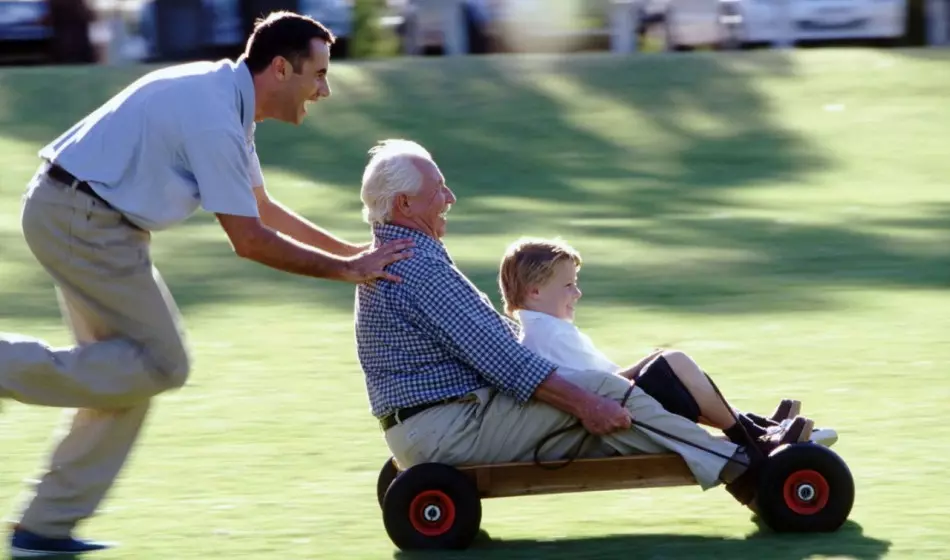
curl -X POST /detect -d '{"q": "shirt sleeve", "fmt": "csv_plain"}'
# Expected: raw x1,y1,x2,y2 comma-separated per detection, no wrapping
182,128,260,217
407,262,557,403
247,134,265,188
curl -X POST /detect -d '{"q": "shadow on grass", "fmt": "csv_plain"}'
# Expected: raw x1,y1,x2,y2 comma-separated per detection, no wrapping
394,520,890,560
0,51,946,321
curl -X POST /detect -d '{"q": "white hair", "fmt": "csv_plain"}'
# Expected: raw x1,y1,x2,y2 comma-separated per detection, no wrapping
360,139,434,225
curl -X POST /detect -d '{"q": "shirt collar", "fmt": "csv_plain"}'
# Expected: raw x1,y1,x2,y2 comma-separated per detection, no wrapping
234,57,256,136
372,223,452,264
516,309,568,327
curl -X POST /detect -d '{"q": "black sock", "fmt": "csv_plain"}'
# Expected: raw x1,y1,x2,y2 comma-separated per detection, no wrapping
724,414,768,445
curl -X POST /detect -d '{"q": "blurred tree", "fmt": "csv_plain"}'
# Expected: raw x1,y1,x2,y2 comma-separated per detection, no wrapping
350,0,398,58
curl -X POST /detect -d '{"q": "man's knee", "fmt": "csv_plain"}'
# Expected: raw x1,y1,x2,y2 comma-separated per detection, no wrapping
150,338,191,390
559,367,632,399
163,349,191,390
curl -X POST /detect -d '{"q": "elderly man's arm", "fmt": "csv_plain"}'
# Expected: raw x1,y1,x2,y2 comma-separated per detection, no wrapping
409,266,631,434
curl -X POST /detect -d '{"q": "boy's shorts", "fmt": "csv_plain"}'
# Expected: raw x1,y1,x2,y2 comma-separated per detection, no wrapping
632,356,702,422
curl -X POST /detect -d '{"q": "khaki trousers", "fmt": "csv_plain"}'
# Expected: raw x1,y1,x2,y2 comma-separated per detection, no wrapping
384,369,739,490
0,170,190,537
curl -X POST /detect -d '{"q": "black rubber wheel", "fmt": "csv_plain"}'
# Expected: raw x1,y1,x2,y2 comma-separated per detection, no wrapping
755,443,855,532
382,463,482,550
377,457,400,509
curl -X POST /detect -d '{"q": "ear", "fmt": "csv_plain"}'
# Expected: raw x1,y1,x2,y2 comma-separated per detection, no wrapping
273,56,291,82
393,192,413,217
525,285,541,299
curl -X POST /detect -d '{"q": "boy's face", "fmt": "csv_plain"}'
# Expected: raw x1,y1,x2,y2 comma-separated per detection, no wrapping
527,259,582,322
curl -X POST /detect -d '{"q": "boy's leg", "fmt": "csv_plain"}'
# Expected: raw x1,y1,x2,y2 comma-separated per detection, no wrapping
638,351,812,450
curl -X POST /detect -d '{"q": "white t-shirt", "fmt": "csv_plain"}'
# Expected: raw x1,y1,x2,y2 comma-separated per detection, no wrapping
516,310,621,376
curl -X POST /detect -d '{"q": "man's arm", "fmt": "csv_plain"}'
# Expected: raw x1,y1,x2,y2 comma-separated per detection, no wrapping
253,185,369,258
216,213,410,283
183,129,412,283
533,371,632,435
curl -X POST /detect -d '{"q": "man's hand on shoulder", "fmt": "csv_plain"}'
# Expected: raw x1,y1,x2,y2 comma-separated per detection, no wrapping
341,239,415,284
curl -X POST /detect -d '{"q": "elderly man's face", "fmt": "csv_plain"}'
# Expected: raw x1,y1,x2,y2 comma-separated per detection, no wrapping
397,157,456,239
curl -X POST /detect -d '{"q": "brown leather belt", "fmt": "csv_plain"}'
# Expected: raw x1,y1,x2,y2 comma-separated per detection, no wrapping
45,162,112,208
379,395,473,430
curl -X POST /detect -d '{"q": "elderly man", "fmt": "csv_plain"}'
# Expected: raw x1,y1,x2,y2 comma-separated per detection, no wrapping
353,139,812,509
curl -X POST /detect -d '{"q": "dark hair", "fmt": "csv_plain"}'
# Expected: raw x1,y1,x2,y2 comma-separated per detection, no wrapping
243,11,336,75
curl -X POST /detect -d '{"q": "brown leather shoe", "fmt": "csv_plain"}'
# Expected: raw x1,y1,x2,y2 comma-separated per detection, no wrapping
757,416,814,456
769,399,802,423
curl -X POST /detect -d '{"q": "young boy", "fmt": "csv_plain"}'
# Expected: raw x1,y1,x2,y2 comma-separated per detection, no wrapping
498,237,838,448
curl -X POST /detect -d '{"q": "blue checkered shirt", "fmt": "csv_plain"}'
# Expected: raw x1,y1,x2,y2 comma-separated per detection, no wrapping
355,224,557,418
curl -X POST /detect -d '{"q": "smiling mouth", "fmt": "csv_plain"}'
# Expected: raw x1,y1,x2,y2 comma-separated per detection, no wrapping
439,206,451,219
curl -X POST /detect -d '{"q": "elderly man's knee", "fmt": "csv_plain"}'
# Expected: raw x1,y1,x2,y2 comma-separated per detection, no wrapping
559,368,633,399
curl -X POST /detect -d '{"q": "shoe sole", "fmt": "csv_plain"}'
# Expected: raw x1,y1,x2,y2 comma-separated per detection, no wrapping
787,400,802,420
791,417,815,443
11,546,110,558
11,547,73,558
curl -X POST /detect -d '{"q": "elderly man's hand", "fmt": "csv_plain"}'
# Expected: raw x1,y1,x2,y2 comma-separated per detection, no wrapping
343,238,415,283
578,394,632,436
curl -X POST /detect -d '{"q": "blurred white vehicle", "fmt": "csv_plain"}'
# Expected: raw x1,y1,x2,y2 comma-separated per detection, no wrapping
660,0,907,49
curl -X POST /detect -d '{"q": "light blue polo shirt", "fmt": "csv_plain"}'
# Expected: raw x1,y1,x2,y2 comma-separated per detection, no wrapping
38,57,265,231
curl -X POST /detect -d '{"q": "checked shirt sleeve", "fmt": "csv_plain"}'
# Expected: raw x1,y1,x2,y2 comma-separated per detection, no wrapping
407,262,556,403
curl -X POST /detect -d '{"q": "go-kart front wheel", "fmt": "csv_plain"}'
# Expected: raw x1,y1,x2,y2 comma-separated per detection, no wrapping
755,443,854,533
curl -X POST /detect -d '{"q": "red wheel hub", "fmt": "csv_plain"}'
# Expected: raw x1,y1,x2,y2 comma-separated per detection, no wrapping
409,490,456,536
783,469,830,515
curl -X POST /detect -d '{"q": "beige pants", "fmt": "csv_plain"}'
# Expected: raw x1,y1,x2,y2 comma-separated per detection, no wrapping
0,170,191,537
384,368,739,490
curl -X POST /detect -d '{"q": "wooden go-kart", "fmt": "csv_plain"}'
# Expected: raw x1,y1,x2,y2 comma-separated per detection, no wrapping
376,441,855,551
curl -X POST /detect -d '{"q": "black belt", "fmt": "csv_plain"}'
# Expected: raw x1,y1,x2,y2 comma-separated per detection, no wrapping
379,395,472,430
44,163,112,208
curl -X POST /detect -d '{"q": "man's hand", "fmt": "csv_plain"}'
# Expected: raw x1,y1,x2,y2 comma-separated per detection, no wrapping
341,239,415,283
576,394,632,435
533,370,633,436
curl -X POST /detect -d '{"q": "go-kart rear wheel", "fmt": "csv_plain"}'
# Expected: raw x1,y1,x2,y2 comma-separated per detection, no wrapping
755,443,854,532
382,462,482,550
377,456,400,509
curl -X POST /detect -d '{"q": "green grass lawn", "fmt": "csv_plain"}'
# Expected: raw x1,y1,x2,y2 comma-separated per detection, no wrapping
1,47,949,559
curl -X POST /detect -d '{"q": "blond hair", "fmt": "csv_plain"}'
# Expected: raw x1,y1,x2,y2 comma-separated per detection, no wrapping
498,237,582,317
